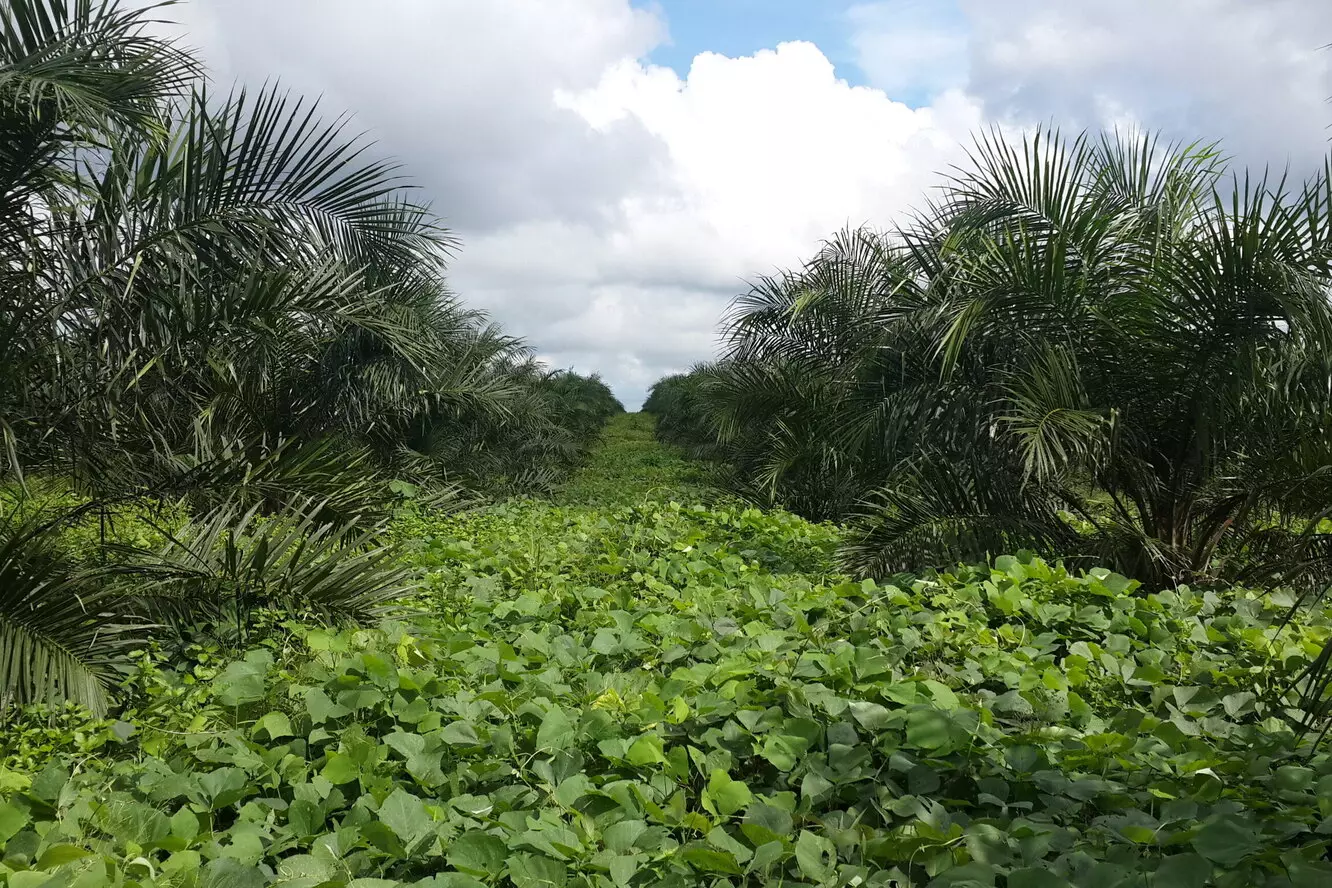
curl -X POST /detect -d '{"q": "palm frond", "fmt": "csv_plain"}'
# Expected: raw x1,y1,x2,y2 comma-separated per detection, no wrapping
0,506,147,715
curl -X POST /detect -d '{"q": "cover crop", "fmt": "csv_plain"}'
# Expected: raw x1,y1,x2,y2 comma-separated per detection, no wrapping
2,416,1331,887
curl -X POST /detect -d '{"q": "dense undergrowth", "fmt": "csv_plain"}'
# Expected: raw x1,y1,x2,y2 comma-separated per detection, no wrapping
4,415,1332,888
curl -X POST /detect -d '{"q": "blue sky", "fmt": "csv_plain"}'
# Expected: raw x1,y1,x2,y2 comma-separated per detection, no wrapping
637,0,860,79
637,0,969,107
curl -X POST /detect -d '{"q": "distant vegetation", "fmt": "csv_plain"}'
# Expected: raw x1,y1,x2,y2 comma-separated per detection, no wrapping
0,0,620,714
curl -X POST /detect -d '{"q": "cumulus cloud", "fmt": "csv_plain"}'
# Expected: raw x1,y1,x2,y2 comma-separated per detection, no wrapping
163,0,667,232
457,43,980,403
166,0,1332,406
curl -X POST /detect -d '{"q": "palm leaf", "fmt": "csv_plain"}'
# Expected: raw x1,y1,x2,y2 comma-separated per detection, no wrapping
0,506,146,715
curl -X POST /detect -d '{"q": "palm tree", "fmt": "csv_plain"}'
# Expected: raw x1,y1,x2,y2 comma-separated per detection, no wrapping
1,0,622,713
667,129,1332,595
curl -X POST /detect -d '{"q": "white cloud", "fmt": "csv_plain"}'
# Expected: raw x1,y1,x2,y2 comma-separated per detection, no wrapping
454,42,981,404
556,44,979,273
958,0,1332,171
166,0,1332,407
163,0,668,231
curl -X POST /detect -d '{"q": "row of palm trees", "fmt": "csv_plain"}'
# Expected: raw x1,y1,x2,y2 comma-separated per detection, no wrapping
648,130,1332,597
1,0,622,713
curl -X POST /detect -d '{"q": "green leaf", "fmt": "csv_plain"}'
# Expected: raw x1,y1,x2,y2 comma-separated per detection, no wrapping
287,800,324,838
626,734,665,766
384,731,445,787
198,768,250,809
1275,766,1314,792
274,855,333,884
321,753,360,785
927,861,996,886
1007,869,1070,888
36,843,92,868
6,873,49,888
749,841,785,873
681,846,743,876
0,768,30,793
171,808,199,840
254,711,293,740
379,788,432,845
602,820,647,853
1191,816,1262,869
440,721,480,745
95,798,171,846
795,830,834,882
849,700,892,731
202,859,267,888
553,774,593,807
446,831,506,876
30,763,68,802
744,802,794,841
509,853,567,888
536,707,574,752
705,770,753,816
1288,860,1332,888
417,876,486,888
215,652,272,707
305,688,350,723
608,854,639,887
0,802,29,845
906,708,957,752
760,727,816,771
1153,854,1211,888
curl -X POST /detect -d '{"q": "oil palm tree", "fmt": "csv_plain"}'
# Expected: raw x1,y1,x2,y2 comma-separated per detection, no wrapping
668,129,1332,594
1,0,619,713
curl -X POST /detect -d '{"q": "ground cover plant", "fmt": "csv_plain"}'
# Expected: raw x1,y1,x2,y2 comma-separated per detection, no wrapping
4,415,1332,888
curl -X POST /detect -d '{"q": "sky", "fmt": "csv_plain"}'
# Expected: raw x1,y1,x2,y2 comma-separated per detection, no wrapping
163,0,1332,408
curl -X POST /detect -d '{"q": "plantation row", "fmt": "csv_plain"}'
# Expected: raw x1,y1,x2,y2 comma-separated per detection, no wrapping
643,134,1332,594
3,415,1331,888
641,133,1332,735
1,0,622,714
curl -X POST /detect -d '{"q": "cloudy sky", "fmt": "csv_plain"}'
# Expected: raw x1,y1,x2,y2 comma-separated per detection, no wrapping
168,0,1332,407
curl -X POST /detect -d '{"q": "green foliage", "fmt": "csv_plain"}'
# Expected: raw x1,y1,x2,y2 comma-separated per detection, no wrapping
4,416,1332,887
112,501,417,645
641,371,723,463
427,369,626,498
0,509,145,716
554,413,717,508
